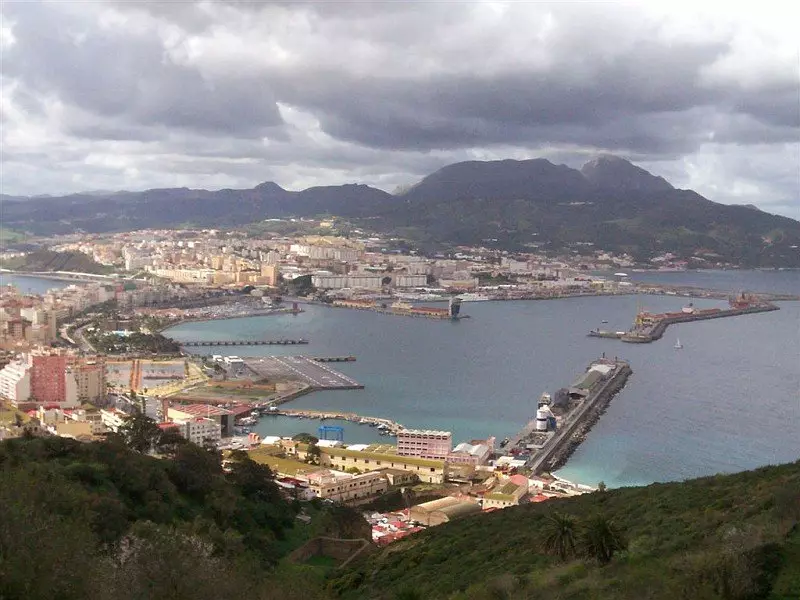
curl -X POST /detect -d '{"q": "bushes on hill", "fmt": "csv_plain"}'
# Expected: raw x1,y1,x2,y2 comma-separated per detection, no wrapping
0,436,304,600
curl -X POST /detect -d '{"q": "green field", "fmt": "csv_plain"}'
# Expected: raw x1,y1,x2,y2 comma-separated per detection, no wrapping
0,227,26,243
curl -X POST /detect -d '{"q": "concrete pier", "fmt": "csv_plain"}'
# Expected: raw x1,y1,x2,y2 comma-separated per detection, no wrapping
621,303,779,343
509,358,632,476
181,338,309,346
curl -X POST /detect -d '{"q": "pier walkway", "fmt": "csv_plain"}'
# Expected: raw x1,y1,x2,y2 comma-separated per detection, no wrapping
180,339,308,347
266,408,404,435
514,359,632,475
588,303,780,344
623,304,779,343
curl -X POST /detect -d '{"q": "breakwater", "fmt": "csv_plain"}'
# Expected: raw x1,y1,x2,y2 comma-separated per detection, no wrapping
521,358,632,476
538,362,633,473
621,303,779,343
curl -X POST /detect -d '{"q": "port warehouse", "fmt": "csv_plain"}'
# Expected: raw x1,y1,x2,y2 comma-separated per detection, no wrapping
318,446,448,484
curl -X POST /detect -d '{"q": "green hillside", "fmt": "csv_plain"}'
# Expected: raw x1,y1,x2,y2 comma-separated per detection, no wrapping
331,461,800,600
2,433,798,600
0,435,339,600
0,249,112,274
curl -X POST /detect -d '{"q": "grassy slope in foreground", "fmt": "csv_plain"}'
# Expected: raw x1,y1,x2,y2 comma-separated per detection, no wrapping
332,460,800,600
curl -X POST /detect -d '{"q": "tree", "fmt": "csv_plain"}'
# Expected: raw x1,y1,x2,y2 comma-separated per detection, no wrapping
306,444,321,465
156,427,188,457
292,432,319,445
225,450,283,504
401,487,416,511
541,512,578,561
118,412,162,454
597,481,607,493
168,442,223,500
579,515,626,565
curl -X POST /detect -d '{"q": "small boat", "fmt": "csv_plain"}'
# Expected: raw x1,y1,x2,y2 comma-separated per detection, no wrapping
601,320,608,324
674,338,683,349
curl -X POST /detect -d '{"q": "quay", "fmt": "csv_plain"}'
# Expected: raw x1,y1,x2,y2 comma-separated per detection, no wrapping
621,303,779,343
180,339,309,347
588,329,625,339
244,356,363,390
588,294,780,344
264,408,404,435
507,357,632,476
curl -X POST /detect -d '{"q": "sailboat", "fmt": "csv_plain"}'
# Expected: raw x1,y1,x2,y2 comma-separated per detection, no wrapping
674,338,683,349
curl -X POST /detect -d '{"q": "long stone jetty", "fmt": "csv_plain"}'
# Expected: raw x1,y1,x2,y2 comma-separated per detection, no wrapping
514,358,632,476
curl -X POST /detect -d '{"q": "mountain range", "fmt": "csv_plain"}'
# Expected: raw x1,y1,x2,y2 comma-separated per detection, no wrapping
2,155,799,266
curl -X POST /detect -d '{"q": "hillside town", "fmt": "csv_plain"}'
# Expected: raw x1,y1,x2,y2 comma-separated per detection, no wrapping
0,223,636,542
4,221,788,549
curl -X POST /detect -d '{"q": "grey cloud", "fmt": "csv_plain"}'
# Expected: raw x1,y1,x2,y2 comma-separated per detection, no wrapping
0,0,797,219
2,2,285,138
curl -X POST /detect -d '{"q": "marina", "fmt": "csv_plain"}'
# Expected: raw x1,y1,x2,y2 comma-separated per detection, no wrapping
263,408,404,436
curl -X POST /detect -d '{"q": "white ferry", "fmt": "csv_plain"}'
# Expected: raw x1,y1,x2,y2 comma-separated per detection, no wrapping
458,292,492,302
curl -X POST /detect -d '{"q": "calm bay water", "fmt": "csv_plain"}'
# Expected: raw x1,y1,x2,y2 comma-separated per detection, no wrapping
167,270,800,488
0,273,71,294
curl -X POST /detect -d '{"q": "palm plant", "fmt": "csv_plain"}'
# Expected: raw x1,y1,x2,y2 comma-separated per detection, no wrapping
541,512,577,561
579,515,626,564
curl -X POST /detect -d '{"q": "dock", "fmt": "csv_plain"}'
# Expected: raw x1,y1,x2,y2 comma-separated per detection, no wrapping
311,356,357,363
264,408,404,435
621,304,779,343
588,297,780,344
588,329,625,339
508,358,632,476
179,339,309,347
243,356,363,390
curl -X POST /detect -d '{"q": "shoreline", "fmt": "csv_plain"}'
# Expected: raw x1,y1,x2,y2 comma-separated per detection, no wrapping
0,269,113,283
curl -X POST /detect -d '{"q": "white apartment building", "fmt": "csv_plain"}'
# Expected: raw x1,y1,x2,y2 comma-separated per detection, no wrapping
0,359,31,403
345,275,382,290
311,274,348,289
147,268,215,284
397,429,452,461
100,408,128,433
392,274,428,288
174,417,221,445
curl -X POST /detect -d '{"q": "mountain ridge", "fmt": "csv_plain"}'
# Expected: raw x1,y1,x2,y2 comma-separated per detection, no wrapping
3,156,798,267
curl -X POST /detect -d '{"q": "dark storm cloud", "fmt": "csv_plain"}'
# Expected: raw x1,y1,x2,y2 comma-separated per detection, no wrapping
0,0,797,217
1,2,285,138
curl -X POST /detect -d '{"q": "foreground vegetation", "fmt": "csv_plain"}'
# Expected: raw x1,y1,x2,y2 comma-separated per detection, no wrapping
1,432,798,600
332,461,800,599
0,435,347,600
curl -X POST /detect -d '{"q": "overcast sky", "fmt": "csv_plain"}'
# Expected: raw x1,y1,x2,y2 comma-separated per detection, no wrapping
1,1,798,218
